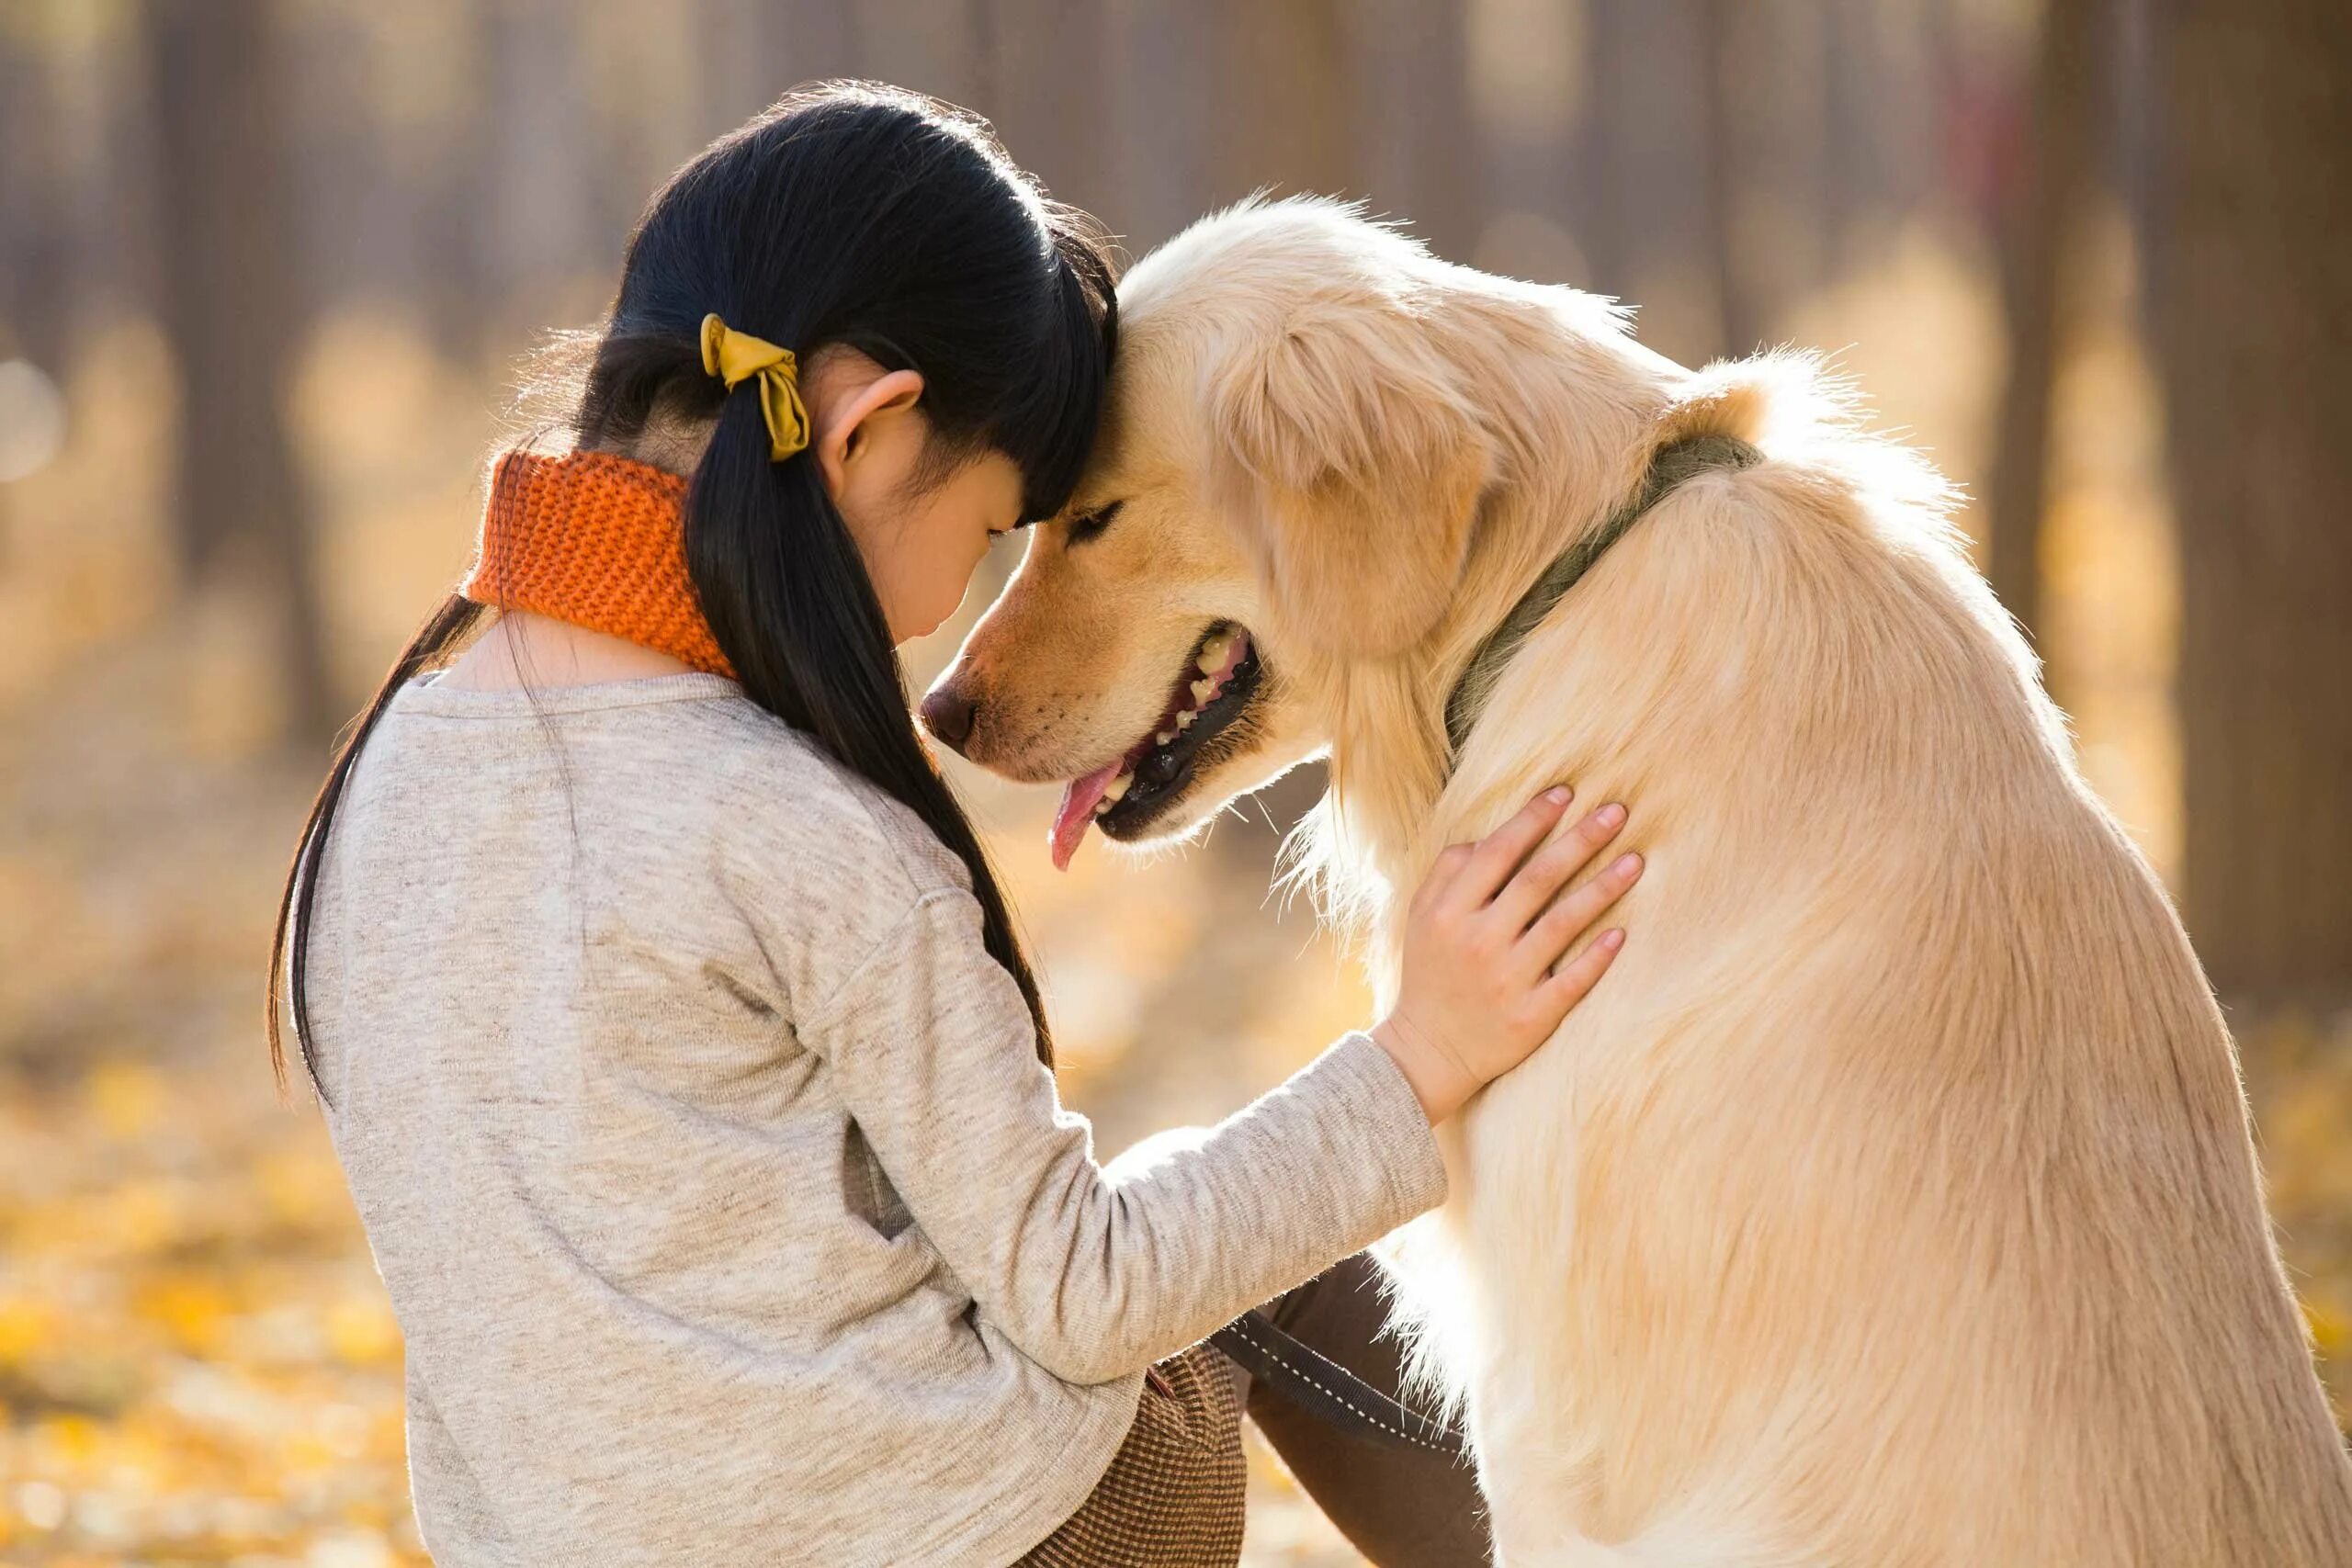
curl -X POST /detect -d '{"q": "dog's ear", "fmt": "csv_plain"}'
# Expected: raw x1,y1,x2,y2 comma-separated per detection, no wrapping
1206,299,1489,659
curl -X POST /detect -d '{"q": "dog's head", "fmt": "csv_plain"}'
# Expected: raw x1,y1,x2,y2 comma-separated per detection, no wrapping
922,199,1513,868
923,198,1679,872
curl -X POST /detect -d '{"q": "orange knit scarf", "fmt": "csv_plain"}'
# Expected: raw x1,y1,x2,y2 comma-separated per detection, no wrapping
461,447,737,680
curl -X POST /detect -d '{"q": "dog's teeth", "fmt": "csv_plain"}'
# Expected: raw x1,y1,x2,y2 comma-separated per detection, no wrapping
1190,678,1216,705
1101,772,1132,804
1156,729,1176,746
1196,635,1231,673
1092,796,1114,817
1176,711,1194,730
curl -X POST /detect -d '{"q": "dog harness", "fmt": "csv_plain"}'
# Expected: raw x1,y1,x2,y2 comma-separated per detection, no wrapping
1222,434,1772,1458
1208,1310,1461,1453
1443,432,1766,761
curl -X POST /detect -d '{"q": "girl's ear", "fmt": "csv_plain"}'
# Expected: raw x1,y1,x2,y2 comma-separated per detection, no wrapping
1205,299,1490,660
813,366,926,500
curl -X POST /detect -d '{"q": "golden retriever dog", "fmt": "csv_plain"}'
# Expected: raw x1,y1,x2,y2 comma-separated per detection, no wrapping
921,199,2352,1565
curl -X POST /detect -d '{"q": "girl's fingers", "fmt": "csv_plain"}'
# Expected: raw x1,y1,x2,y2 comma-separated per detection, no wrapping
1488,802,1629,933
1446,787,1575,910
1538,927,1627,1012
1518,850,1643,974
1419,841,1477,906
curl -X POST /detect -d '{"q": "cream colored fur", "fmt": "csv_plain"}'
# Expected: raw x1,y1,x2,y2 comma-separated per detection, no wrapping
931,199,2352,1565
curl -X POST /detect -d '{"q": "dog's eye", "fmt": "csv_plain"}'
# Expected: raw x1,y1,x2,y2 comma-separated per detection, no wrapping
1066,502,1124,546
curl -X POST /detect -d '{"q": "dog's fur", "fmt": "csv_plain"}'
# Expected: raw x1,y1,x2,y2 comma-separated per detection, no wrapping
928,200,2352,1565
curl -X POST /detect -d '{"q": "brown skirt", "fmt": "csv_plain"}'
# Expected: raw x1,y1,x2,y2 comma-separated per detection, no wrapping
1013,1343,1248,1568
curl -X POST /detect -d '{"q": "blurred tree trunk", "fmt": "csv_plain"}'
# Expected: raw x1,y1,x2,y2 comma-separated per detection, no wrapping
983,0,1113,216
1985,0,2100,654
0,36,71,372
1578,0,1633,291
1697,0,1765,357
1112,0,1216,252
848,0,984,107
1396,0,1476,261
1360,0,1477,262
417,3,496,360
1819,0,1865,273
1214,0,1354,202
143,0,334,739
2152,0,2352,1004
699,0,851,130
481,0,607,332
783,0,857,78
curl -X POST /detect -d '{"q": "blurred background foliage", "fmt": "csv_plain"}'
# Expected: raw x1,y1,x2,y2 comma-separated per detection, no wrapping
1,0,2346,1562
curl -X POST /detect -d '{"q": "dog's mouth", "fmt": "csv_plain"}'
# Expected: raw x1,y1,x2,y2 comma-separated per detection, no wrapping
1048,623,1265,870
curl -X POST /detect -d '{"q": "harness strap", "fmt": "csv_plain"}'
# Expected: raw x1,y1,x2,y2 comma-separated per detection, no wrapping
1442,432,1764,760
1208,1310,1461,1453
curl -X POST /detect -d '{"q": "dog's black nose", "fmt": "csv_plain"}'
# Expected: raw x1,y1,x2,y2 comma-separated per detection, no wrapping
921,684,977,752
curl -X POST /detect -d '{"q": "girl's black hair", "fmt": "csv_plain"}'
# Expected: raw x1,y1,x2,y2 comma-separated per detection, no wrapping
268,83,1117,1084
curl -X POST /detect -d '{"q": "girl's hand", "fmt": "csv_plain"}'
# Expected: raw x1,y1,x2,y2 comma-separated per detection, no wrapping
1373,787,1640,1123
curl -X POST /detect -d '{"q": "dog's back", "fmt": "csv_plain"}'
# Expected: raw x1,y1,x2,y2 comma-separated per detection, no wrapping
1393,366,2352,1565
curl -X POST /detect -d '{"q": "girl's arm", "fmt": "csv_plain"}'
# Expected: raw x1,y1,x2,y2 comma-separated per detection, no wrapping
801,789,1637,1384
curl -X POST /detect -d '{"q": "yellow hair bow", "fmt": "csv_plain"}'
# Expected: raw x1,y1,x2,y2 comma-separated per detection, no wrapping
700,313,812,462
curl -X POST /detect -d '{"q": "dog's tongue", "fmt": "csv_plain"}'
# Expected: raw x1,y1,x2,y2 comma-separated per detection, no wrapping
1050,760,1126,871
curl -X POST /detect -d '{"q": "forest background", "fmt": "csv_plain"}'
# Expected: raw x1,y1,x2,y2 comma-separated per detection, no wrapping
1,1,2346,1562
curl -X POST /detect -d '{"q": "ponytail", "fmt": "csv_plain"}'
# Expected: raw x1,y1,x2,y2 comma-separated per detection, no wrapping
687,388,1055,1062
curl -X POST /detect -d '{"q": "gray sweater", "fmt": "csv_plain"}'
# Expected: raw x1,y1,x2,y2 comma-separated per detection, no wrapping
298,671,1447,1567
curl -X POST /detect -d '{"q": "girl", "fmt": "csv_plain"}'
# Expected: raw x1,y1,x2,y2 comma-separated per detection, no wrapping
268,85,1641,1567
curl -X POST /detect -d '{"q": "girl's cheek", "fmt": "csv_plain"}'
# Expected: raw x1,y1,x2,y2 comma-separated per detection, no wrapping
954,533,989,596
914,553,978,641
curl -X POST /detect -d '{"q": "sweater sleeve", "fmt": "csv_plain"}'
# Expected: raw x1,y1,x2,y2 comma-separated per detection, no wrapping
798,886,1448,1386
